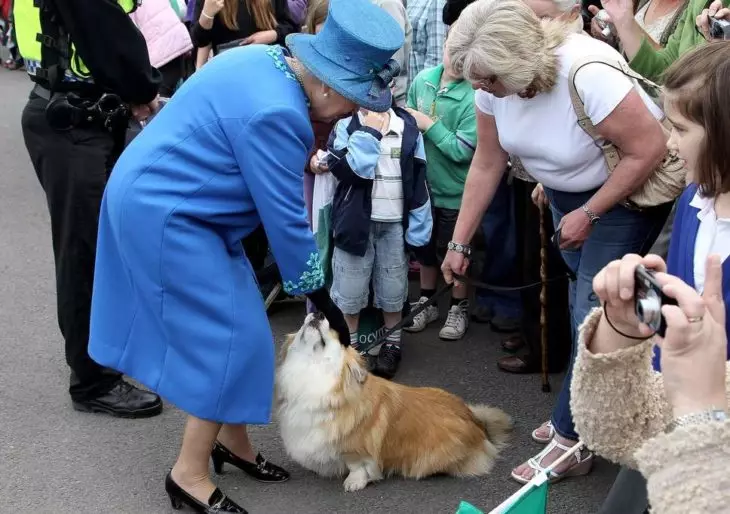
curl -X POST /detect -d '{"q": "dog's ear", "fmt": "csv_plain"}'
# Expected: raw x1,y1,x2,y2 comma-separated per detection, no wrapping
345,353,368,386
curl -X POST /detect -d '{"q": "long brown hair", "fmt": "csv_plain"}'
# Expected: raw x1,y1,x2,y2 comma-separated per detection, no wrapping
663,42,730,197
221,0,278,31
304,0,329,34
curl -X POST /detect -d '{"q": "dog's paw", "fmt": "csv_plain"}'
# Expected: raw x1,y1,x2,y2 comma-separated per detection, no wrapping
343,472,369,492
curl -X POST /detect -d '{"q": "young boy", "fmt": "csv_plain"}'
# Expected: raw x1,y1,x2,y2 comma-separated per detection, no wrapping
326,105,432,379
404,33,477,340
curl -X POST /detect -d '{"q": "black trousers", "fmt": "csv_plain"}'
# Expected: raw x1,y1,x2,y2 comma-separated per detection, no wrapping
21,93,123,401
513,179,572,372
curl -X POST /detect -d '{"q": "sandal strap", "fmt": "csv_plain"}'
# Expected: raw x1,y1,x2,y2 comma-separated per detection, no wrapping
526,439,586,478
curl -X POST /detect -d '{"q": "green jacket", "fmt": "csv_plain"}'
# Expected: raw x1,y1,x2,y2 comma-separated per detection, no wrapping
630,0,729,81
406,65,477,210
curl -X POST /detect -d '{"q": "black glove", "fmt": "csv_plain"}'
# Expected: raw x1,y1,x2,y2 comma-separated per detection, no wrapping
306,288,351,347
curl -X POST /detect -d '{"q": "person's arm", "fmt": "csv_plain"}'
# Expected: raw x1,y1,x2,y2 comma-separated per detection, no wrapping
423,107,476,165
196,45,212,69
450,108,508,246
272,0,298,45
405,134,433,249
52,0,160,104
584,90,665,216
230,105,325,296
442,0,473,25
191,0,220,49
571,308,671,468
635,417,730,514
326,118,382,186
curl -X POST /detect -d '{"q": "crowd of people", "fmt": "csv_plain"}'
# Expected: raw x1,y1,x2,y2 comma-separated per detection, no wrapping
8,0,730,511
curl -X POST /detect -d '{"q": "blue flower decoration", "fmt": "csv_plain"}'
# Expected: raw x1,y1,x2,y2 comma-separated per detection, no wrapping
267,46,297,82
283,252,325,295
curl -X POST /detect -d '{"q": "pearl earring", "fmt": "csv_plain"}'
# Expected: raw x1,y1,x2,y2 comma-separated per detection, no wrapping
323,92,329,98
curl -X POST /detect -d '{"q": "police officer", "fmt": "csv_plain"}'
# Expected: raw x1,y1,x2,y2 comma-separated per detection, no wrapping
15,0,163,417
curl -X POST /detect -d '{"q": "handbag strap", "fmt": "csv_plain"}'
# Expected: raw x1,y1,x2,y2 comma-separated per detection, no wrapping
567,55,664,173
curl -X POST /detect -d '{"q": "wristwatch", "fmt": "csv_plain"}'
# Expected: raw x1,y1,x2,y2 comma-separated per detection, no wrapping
447,241,472,258
667,408,728,433
582,204,600,225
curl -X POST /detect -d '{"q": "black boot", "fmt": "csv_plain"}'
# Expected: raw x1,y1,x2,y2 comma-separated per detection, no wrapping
72,380,162,418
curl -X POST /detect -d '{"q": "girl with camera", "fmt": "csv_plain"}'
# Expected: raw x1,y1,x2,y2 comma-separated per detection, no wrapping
571,41,730,513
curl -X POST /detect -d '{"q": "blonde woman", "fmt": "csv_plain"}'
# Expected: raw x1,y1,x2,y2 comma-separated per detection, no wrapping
441,0,672,483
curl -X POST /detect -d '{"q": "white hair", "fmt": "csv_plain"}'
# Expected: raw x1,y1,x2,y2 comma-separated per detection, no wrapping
446,0,572,94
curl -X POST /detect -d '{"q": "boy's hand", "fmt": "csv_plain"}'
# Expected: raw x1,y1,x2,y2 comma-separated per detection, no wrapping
405,108,434,132
361,109,389,134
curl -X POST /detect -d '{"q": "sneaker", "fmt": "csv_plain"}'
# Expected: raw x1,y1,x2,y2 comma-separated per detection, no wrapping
439,301,469,340
403,296,439,333
373,344,401,380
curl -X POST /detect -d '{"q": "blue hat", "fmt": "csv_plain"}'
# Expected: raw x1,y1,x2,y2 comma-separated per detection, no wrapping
285,0,405,112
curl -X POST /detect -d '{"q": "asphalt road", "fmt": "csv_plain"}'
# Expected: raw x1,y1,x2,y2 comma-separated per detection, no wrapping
0,69,617,514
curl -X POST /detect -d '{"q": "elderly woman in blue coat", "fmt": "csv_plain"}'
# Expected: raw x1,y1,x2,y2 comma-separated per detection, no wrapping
87,0,405,511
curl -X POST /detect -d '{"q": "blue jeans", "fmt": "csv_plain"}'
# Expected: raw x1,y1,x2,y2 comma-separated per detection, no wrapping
331,221,408,315
477,175,522,319
546,188,670,440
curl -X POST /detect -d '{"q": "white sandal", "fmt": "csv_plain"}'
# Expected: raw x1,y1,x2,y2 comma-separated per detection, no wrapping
531,420,555,444
510,439,593,485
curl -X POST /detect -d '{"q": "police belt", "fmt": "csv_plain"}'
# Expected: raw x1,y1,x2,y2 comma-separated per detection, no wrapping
33,83,130,132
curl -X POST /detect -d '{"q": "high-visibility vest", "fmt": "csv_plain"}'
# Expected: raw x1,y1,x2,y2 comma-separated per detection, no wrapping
14,0,137,85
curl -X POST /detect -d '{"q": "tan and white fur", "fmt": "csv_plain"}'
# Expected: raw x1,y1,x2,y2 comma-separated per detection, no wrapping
276,313,513,492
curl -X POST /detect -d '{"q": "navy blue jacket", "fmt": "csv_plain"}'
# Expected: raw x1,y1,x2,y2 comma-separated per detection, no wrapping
326,107,433,257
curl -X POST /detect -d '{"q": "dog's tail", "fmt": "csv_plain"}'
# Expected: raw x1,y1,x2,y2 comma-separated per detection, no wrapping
468,404,513,448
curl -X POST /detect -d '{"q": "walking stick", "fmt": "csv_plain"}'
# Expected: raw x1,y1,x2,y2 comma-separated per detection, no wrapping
538,199,551,393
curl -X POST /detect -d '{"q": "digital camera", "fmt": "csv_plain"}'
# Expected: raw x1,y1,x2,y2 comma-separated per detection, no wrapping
710,16,730,40
634,265,677,337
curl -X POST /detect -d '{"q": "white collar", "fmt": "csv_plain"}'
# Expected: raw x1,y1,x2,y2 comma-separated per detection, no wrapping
689,191,715,221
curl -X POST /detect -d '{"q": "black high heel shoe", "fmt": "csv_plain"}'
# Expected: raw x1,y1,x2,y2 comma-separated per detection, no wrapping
165,472,247,513
211,441,290,483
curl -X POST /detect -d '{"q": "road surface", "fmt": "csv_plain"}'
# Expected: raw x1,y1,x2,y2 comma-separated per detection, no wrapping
0,70,617,514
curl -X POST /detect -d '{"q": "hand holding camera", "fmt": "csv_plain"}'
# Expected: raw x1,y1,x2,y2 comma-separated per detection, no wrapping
697,0,730,41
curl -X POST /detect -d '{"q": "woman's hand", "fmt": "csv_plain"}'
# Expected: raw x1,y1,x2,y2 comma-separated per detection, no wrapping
592,253,668,351
405,108,434,132
697,0,730,40
599,0,635,29
531,183,548,207
587,6,619,46
441,249,470,286
242,30,278,45
656,255,728,418
556,208,593,249
202,0,224,17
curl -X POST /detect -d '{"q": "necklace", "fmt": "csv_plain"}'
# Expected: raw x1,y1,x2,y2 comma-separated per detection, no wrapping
288,59,311,107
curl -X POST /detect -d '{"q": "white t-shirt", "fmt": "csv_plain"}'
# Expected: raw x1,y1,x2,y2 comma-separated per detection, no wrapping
690,192,730,294
356,109,405,222
475,33,664,193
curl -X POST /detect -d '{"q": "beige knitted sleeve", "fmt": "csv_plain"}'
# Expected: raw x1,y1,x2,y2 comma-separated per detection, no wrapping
635,420,730,514
570,307,671,469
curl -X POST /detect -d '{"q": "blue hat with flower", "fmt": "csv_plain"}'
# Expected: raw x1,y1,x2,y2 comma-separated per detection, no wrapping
285,0,405,112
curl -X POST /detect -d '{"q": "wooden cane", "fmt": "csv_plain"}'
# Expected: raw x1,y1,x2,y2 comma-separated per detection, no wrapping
538,199,551,393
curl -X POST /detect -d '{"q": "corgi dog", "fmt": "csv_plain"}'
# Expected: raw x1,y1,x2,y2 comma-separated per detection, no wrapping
276,312,513,492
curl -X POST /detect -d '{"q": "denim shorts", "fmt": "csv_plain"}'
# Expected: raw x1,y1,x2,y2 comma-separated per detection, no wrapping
331,221,408,314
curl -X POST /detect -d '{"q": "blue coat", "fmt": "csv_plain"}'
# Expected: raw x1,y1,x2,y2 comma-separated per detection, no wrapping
89,45,324,424
656,184,730,370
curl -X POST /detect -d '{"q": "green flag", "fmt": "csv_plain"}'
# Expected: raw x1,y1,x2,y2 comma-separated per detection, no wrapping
456,473,549,514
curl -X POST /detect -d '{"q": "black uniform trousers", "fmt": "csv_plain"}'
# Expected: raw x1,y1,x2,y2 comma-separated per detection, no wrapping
21,92,122,401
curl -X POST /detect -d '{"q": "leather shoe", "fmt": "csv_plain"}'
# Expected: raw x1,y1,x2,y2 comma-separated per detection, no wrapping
72,380,163,418
501,334,525,353
497,355,539,374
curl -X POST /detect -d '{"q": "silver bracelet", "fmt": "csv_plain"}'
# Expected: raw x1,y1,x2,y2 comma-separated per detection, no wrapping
201,10,215,20
447,241,472,257
667,408,728,433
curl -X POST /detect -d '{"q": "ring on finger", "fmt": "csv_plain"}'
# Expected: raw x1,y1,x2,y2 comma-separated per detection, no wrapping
687,316,703,323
